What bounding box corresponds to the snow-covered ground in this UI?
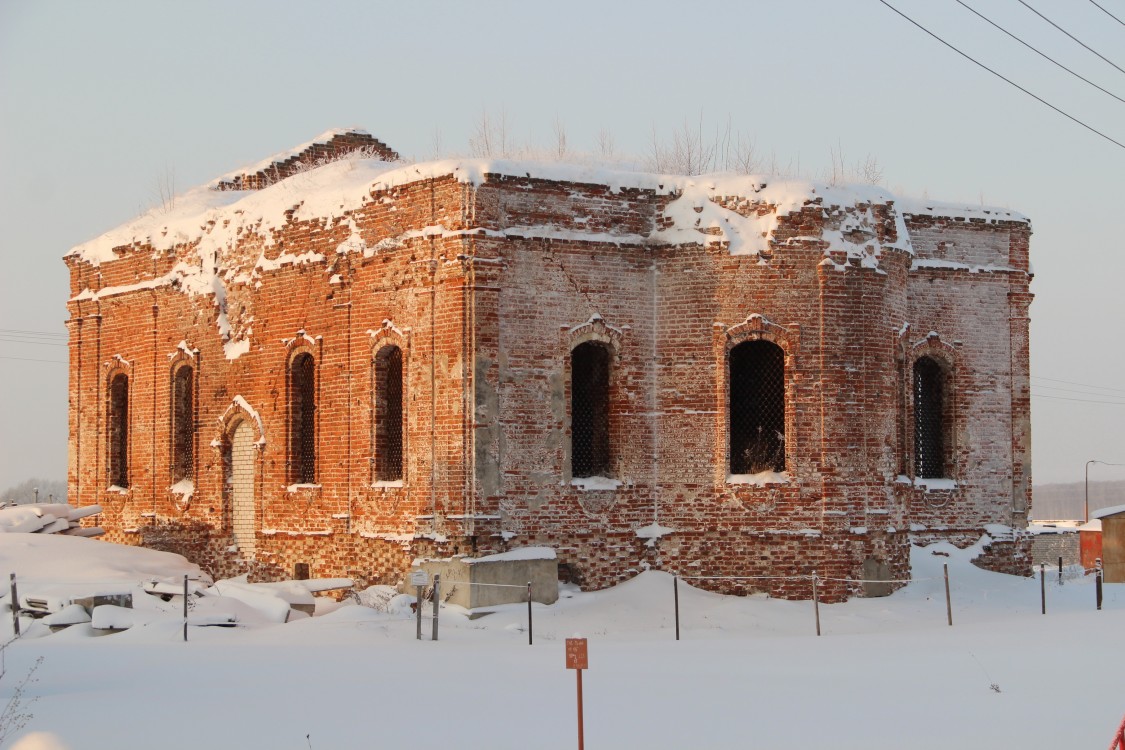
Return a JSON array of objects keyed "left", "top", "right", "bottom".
[{"left": 0, "top": 535, "right": 1120, "bottom": 750}]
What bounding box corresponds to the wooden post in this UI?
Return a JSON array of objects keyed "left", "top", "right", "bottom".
[
  {"left": 674, "top": 576, "right": 680, "bottom": 641},
  {"left": 576, "top": 667, "right": 584, "bottom": 750},
  {"left": 812, "top": 571, "right": 821, "bottom": 637},
  {"left": 527, "top": 581, "right": 533, "bottom": 646},
  {"left": 1058, "top": 556, "right": 1063, "bottom": 586},
  {"left": 1096, "top": 558, "right": 1103, "bottom": 611},
  {"left": 9, "top": 573, "right": 19, "bottom": 638},
  {"left": 1040, "top": 563, "right": 1046, "bottom": 615},
  {"left": 415, "top": 584, "right": 423, "bottom": 640},
  {"left": 431, "top": 574, "right": 440, "bottom": 642},
  {"left": 943, "top": 563, "right": 952, "bottom": 627},
  {"left": 183, "top": 574, "right": 189, "bottom": 642}
]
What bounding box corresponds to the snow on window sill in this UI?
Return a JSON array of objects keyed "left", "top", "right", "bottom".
[
  {"left": 371, "top": 480, "right": 404, "bottom": 489},
  {"left": 286, "top": 483, "right": 322, "bottom": 493},
  {"left": 896, "top": 475, "right": 957, "bottom": 491},
  {"left": 106, "top": 485, "right": 129, "bottom": 494},
  {"left": 570, "top": 476, "right": 621, "bottom": 491},
  {"left": 726, "top": 471, "right": 788, "bottom": 486}
]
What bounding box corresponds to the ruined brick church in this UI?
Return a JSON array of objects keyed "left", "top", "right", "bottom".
[{"left": 65, "top": 129, "right": 1033, "bottom": 600}]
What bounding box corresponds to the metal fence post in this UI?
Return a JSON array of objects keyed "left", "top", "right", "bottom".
[
  {"left": 674, "top": 575, "right": 680, "bottom": 641},
  {"left": 1096, "top": 558, "right": 1103, "bottom": 611},
  {"left": 527, "top": 581, "right": 533, "bottom": 646},
  {"left": 944, "top": 563, "right": 952, "bottom": 627},
  {"left": 9, "top": 573, "right": 19, "bottom": 638},
  {"left": 812, "top": 571, "right": 821, "bottom": 637},
  {"left": 183, "top": 574, "right": 189, "bottom": 642},
  {"left": 431, "top": 574, "right": 440, "bottom": 642},
  {"left": 1040, "top": 563, "right": 1046, "bottom": 615}
]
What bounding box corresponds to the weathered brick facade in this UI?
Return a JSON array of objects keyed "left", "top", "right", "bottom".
[{"left": 65, "top": 130, "right": 1033, "bottom": 600}]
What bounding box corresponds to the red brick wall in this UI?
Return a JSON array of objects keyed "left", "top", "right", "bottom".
[{"left": 66, "top": 168, "right": 1033, "bottom": 600}]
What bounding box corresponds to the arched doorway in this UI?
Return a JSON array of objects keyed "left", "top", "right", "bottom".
[{"left": 224, "top": 419, "right": 257, "bottom": 556}]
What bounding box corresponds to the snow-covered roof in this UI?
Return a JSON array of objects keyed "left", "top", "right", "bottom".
[{"left": 1091, "top": 504, "right": 1125, "bottom": 520}]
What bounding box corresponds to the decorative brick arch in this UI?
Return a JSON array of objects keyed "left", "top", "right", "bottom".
[
  {"left": 104, "top": 356, "right": 133, "bottom": 490},
  {"left": 564, "top": 313, "right": 624, "bottom": 354},
  {"left": 215, "top": 397, "right": 264, "bottom": 556},
  {"left": 722, "top": 313, "right": 799, "bottom": 357}
]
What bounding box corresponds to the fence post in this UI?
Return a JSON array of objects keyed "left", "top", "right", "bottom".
[
  {"left": 415, "top": 583, "right": 423, "bottom": 640},
  {"left": 944, "top": 563, "right": 952, "bottom": 627},
  {"left": 674, "top": 576, "right": 680, "bottom": 641},
  {"left": 183, "top": 574, "right": 189, "bottom": 642},
  {"left": 1058, "top": 556, "right": 1063, "bottom": 586},
  {"left": 812, "top": 571, "right": 821, "bottom": 637},
  {"left": 432, "top": 574, "right": 440, "bottom": 642},
  {"left": 1039, "top": 563, "right": 1046, "bottom": 615},
  {"left": 9, "top": 573, "right": 19, "bottom": 638},
  {"left": 527, "top": 581, "right": 533, "bottom": 646},
  {"left": 1096, "top": 558, "right": 1103, "bottom": 611}
]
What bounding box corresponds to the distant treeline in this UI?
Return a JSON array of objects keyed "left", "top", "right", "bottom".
[
  {"left": 1, "top": 478, "right": 67, "bottom": 505},
  {"left": 1032, "top": 480, "right": 1125, "bottom": 520}
]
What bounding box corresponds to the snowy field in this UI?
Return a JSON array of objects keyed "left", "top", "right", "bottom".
[{"left": 0, "top": 534, "right": 1120, "bottom": 750}]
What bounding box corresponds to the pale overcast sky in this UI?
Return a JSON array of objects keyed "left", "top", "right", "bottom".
[{"left": 2, "top": 0, "right": 1123, "bottom": 489}]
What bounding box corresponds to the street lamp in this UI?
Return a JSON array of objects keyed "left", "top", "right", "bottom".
[{"left": 1085, "top": 460, "right": 1125, "bottom": 522}]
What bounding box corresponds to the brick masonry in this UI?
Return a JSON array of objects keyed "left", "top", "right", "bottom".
[{"left": 65, "top": 132, "right": 1034, "bottom": 601}]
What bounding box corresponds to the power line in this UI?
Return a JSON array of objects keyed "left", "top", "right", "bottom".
[
  {"left": 1031, "top": 375, "right": 1125, "bottom": 395},
  {"left": 1032, "top": 382, "right": 1125, "bottom": 399},
  {"left": 956, "top": 0, "right": 1125, "bottom": 105},
  {"left": 1087, "top": 0, "right": 1125, "bottom": 27},
  {"left": 1031, "top": 391, "right": 1125, "bottom": 405},
  {"left": 0, "top": 337, "right": 66, "bottom": 347},
  {"left": 0, "top": 328, "right": 67, "bottom": 339},
  {"left": 0, "top": 355, "right": 67, "bottom": 365},
  {"left": 1017, "top": 0, "right": 1125, "bottom": 76},
  {"left": 876, "top": 0, "right": 1125, "bottom": 150}
]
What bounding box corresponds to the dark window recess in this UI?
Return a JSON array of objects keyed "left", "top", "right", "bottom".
[
  {"left": 729, "top": 340, "right": 785, "bottom": 474},
  {"left": 913, "top": 356, "right": 946, "bottom": 478},
  {"left": 373, "top": 346, "right": 404, "bottom": 482},
  {"left": 171, "top": 366, "right": 194, "bottom": 482},
  {"left": 108, "top": 373, "right": 129, "bottom": 487},
  {"left": 290, "top": 353, "right": 316, "bottom": 484},
  {"left": 571, "top": 341, "right": 611, "bottom": 478}
]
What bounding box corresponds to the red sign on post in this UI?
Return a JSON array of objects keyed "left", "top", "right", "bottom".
[{"left": 565, "top": 638, "right": 588, "bottom": 670}]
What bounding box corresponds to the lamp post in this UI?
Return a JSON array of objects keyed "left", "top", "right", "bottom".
[{"left": 1085, "top": 460, "right": 1125, "bottom": 522}]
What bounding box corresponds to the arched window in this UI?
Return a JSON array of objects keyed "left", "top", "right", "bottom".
[
  {"left": 571, "top": 341, "right": 611, "bottom": 478},
  {"left": 108, "top": 373, "right": 129, "bottom": 487},
  {"left": 373, "top": 345, "right": 404, "bottom": 482},
  {"left": 729, "top": 340, "right": 785, "bottom": 474},
  {"left": 171, "top": 365, "right": 194, "bottom": 482},
  {"left": 913, "top": 356, "right": 949, "bottom": 478},
  {"left": 289, "top": 352, "right": 316, "bottom": 484}
]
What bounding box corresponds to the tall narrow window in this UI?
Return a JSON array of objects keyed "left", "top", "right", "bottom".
[
  {"left": 571, "top": 341, "right": 611, "bottom": 478},
  {"left": 289, "top": 352, "right": 316, "bottom": 484},
  {"left": 373, "top": 345, "right": 404, "bottom": 481},
  {"left": 171, "top": 365, "right": 194, "bottom": 482},
  {"left": 729, "top": 340, "right": 785, "bottom": 474},
  {"left": 108, "top": 373, "right": 129, "bottom": 487},
  {"left": 913, "top": 356, "right": 947, "bottom": 478}
]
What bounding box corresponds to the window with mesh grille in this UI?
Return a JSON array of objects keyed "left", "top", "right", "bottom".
[
  {"left": 571, "top": 341, "right": 611, "bottom": 478},
  {"left": 913, "top": 356, "right": 946, "bottom": 478},
  {"left": 373, "top": 345, "right": 404, "bottom": 482},
  {"left": 289, "top": 353, "right": 316, "bottom": 484},
  {"left": 729, "top": 340, "right": 785, "bottom": 474},
  {"left": 108, "top": 373, "right": 129, "bottom": 487},
  {"left": 171, "top": 365, "right": 194, "bottom": 482}
]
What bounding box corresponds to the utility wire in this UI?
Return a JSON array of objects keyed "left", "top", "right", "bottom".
[
  {"left": 1031, "top": 391, "right": 1125, "bottom": 405},
  {"left": 956, "top": 0, "right": 1125, "bottom": 104},
  {"left": 0, "top": 337, "right": 66, "bottom": 347},
  {"left": 1087, "top": 0, "right": 1125, "bottom": 27},
  {"left": 1032, "top": 382, "right": 1125, "bottom": 398},
  {"left": 1017, "top": 0, "right": 1125, "bottom": 76},
  {"left": 0, "top": 355, "right": 67, "bottom": 365},
  {"left": 1031, "top": 375, "right": 1125, "bottom": 395},
  {"left": 0, "top": 328, "right": 67, "bottom": 338},
  {"left": 877, "top": 0, "right": 1125, "bottom": 150}
]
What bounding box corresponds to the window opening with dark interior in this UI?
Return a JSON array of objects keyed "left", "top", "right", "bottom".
[
  {"left": 290, "top": 352, "right": 316, "bottom": 484},
  {"left": 373, "top": 345, "right": 404, "bottom": 482},
  {"left": 729, "top": 340, "right": 785, "bottom": 474},
  {"left": 171, "top": 365, "right": 194, "bottom": 482},
  {"left": 108, "top": 372, "right": 129, "bottom": 487},
  {"left": 913, "top": 356, "right": 947, "bottom": 478},
  {"left": 571, "top": 341, "right": 611, "bottom": 478}
]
